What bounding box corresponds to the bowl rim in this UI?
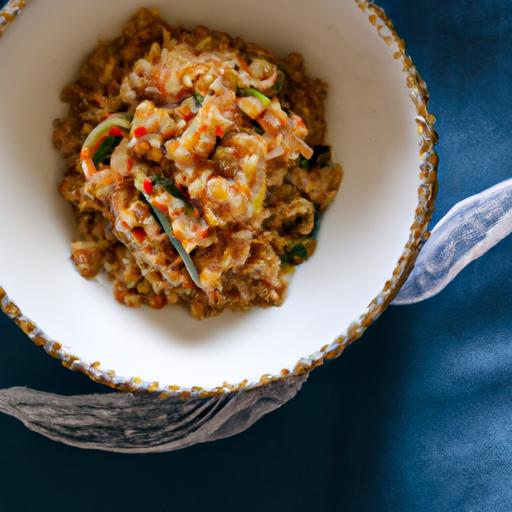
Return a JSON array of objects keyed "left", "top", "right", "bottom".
[{"left": 0, "top": 0, "right": 438, "bottom": 397}]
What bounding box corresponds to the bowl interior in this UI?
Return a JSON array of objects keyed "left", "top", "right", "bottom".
[{"left": 0, "top": 0, "right": 421, "bottom": 389}]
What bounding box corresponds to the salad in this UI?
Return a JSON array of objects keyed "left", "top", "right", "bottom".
[{"left": 54, "top": 8, "right": 342, "bottom": 318}]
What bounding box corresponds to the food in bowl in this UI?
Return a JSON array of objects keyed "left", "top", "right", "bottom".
[{"left": 54, "top": 8, "right": 342, "bottom": 319}]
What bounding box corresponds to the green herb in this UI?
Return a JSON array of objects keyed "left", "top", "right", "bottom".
[
  {"left": 193, "top": 92, "right": 204, "bottom": 106},
  {"left": 141, "top": 191, "right": 202, "bottom": 289},
  {"left": 298, "top": 156, "right": 310, "bottom": 169},
  {"left": 92, "top": 136, "right": 122, "bottom": 166},
  {"left": 281, "top": 243, "right": 308, "bottom": 265},
  {"left": 241, "top": 87, "right": 271, "bottom": 108}
]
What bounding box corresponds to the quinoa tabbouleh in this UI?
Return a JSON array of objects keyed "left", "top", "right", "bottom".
[{"left": 53, "top": 8, "right": 342, "bottom": 319}]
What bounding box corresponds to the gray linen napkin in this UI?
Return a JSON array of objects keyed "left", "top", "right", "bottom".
[{"left": 1, "top": 178, "right": 511, "bottom": 453}]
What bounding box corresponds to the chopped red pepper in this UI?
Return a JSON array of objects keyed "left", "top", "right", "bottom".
[
  {"left": 182, "top": 110, "right": 194, "bottom": 122},
  {"left": 132, "top": 227, "right": 146, "bottom": 243},
  {"left": 143, "top": 178, "right": 154, "bottom": 194},
  {"left": 109, "top": 126, "right": 123, "bottom": 137},
  {"left": 127, "top": 158, "right": 134, "bottom": 171},
  {"left": 134, "top": 126, "right": 148, "bottom": 138},
  {"left": 215, "top": 126, "right": 224, "bottom": 138}
]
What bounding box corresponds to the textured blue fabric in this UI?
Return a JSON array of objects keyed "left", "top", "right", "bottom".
[{"left": 0, "top": 0, "right": 511, "bottom": 510}]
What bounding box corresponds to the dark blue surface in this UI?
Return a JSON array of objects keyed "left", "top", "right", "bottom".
[{"left": 1, "top": 1, "right": 511, "bottom": 510}]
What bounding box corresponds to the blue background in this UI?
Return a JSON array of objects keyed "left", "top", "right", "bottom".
[{"left": 1, "top": 1, "right": 511, "bottom": 510}]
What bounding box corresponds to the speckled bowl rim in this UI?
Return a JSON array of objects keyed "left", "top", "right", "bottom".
[{"left": 0, "top": 0, "right": 438, "bottom": 397}]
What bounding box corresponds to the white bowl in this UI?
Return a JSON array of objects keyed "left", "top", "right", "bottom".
[{"left": 0, "top": 0, "right": 437, "bottom": 395}]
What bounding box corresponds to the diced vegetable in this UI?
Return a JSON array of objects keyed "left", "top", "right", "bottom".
[
  {"left": 237, "top": 96, "right": 267, "bottom": 119},
  {"left": 241, "top": 88, "right": 271, "bottom": 108},
  {"left": 133, "top": 126, "right": 148, "bottom": 137},
  {"left": 109, "top": 126, "right": 123, "bottom": 137},
  {"left": 143, "top": 178, "right": 154, "bottom": 195},
  {"left": 140, "top": 190, "right": 202, "bottom": 289},
  {"left": 132, "top": 227, "right": 146, "bottom": 243}
]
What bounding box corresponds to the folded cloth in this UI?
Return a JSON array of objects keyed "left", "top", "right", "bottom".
[
  {"left": 0, "top": 376, "right": 306, "bottom": 453},
  {"left": 394, "top": 178, "right": 512, "bottom": 305},
  {"left": 1, "top": 179, "right": 510, "bottom": 453}
]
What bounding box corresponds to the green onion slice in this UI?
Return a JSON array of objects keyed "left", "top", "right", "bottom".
[
  {"left": 141, "top": 190, "right": 202, "bottom": 289},
  {"left": 242, "top": 88, "right": 271, "bottom": 108}
]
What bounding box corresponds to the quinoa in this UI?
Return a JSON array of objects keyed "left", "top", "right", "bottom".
[{"left": 53, "top": 8, "right": 342, "bottom": 319}]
